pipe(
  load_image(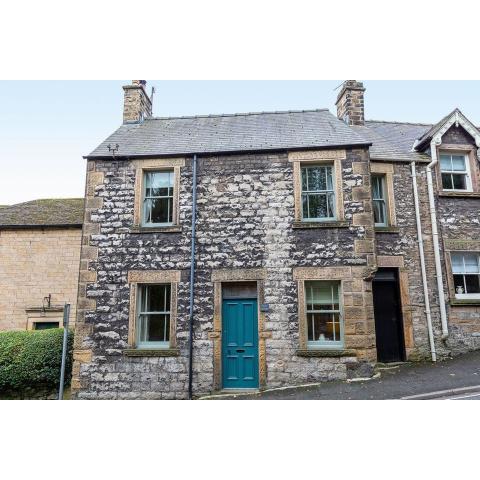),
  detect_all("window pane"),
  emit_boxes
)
[440,155,451,170]
[453,275,466,294]
[451,155,466,171]
[140,284,171,312]
[326,167,334,190]
[373,200,386,225]
[147,314,169,342]
[302,193,309,218]
[147,284,171,312]
[442,173,453,190]
[138,314,170,343]
[34,322,60,330]
[451,253,464,273]
[145,197,172,224]
[464,254,480,273]
[308,193,327,219]
[326,192,335,218]
[372,176,383,199]
[452,174,467,190]
[306,281,339,308]
[307,312,341,342]
[145,171,173,197]
[307,167,327,191]
[464,275,480,294]
[301,168,308,190]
